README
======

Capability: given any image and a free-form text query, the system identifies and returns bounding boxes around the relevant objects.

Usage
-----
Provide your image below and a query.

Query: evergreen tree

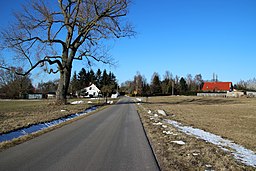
[78,68,88,88]
[179,77,188,94]
[95,69,102,88]
[88,69,95,84]
[101,69,108,87]
[72,68,118,97]
[151,72,162,95]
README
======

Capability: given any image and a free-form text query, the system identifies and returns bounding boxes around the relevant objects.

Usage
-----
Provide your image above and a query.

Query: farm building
[78,84,100,98]
[202,82,233,92]
[28,94,43,99]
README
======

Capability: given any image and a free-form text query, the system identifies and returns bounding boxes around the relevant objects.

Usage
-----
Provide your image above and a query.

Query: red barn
[202,82,233,92]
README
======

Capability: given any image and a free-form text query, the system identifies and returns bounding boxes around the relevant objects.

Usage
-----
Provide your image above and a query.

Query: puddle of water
[165,120,256,168]
[0,106,98,143]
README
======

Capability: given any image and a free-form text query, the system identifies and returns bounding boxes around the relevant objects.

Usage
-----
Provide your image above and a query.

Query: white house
[79,84,100,98]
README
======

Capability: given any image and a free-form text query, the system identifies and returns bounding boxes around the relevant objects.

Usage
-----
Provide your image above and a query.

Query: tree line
[1,66,255,99]
[121,71,256,96]
[120,71,204,96]
[235,78,256,91]
[0,67,118,99]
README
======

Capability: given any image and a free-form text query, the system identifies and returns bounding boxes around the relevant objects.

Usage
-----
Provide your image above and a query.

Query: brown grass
[143,96,256,152]
[0,99,104,134]
[0,105,109,151]
[136,96,256,170]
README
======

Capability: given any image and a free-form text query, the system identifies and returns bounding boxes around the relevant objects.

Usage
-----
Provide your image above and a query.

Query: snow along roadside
[165,119,256,168]
[0,106,98,143]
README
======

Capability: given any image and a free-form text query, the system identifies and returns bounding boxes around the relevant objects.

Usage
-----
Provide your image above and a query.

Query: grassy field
[142,96,256,152]
[0,99,104,134]
[136,96,256,170]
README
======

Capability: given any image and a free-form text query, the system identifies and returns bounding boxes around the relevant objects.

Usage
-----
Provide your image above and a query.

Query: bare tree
[0,68,34,99]
[0,0,134,104]
[133,72,143,95]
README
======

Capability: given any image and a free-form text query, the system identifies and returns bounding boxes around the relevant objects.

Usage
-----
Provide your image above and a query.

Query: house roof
[202,82,232,91]
[83,84,100,92]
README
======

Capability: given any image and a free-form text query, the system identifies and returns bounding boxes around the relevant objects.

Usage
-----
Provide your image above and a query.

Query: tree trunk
[56,68,71,105]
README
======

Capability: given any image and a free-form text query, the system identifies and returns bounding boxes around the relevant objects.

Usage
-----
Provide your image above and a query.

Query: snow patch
[162,125,167,128]
[71,100,84,105]
[157,110,167,116]
[136,98,142,102]
[153,122,163,126]
[192,153,199,156]
[166,119,256,167]
[163,131,174,135]
[172,140,186,145]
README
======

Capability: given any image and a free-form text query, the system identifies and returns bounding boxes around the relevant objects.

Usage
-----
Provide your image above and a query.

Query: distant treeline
[120,71,256,96]
[120,71,204,96]
[1,66,255,99]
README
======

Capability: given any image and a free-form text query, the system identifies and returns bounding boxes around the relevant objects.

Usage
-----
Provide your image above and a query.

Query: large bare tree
[0,0,134,104]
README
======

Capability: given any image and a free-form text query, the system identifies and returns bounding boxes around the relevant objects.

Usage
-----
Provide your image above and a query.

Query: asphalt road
[0,97,160,171]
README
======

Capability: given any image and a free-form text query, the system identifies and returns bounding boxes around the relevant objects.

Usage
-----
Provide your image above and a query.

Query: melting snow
[136,98,142,102]
[163,131,175,135]
[172,140,186,145]
[0,106,98,143]
[162,125,167,128]
[157,110,167,116]
[166,120,256,167]
[153,122,163,126]
[71,100,84,105]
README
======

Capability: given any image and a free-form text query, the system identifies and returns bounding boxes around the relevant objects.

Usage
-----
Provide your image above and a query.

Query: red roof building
[202,82,233,92]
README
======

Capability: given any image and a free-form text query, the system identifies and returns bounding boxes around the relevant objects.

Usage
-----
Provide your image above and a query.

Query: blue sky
[111,0,256,84]
[1,0,256,85]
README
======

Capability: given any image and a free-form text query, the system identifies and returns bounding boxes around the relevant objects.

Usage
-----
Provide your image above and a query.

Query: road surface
[0,97,160,171]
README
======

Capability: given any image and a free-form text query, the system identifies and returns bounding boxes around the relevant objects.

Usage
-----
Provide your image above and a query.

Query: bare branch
[0,0,134,103]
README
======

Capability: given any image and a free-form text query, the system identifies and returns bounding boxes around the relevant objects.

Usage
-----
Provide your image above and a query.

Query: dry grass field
[0,99,103,134]
[136,96,256,170]
[142,96,256,153]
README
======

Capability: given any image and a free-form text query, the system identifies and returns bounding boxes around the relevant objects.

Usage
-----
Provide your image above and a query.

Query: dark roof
[202,82,232,91]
